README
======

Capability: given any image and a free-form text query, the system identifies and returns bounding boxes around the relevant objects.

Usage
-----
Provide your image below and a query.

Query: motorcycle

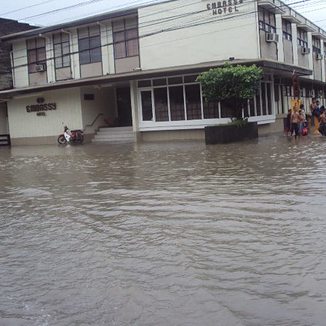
[57,126,84,145]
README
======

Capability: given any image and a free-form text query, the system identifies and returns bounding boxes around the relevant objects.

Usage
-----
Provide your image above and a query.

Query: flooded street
[1,136,326,326]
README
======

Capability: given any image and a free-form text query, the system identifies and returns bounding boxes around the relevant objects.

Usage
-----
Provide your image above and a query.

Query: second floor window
[27,38,46,73]
[258,9,276,33]
[53,33,71,69]
[113,17,139,59]
[282,20,292,41]
[312,37,321,54]
[297,28,308,48]
[78,25,102,65]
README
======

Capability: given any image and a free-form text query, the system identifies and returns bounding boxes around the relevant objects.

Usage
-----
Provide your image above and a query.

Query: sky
[0,0,325,29]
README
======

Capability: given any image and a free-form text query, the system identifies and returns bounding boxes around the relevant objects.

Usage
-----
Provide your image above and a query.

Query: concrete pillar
[100,23,110,75]
[129,80,139,132]
[45,37,55,83]
[321,41,326,82]
[107,24,115,74]
[70,29,80,79]
[275,14,284,62]
[307,32,313,71]
[291,23,298,65]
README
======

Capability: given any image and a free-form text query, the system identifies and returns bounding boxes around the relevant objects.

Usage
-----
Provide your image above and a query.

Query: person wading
[291,108,302,138]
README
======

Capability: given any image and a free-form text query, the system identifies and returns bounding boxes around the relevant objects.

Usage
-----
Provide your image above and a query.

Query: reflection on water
[1,136,326,326]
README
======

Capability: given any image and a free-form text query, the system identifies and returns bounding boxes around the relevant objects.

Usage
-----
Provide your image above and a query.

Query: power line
[2,0,324,73]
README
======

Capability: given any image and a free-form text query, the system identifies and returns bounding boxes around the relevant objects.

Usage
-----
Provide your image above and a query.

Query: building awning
[0,59,313,100]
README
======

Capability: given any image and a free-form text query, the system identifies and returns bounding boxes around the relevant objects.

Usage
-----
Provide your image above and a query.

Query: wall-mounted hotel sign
[26,97,56,113]
[206,0,244,16]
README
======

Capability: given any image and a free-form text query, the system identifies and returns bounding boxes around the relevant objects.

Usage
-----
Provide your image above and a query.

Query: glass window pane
[112,20,125,32]
[114,42,126,59]
[28,49,37,64]
[138,80,151,87]
[62,42,70,55]
[261,85,267,115]
[90,48,101,63]
[37,37,45,48]
[27,38,36,49]
[125,17,137,29]
[90,36,100,51]
[28,49,37,73]
[54,44,62,57]
[126,29,137,40]
[169,86,185,121]
[184,75,198,83]
[114,31,125,42]
[55,57,62,68]
[61,33,69,42]
[249,99,256,117]
[62,55,70,67]
[203,101,219,119]
[53,33,61,44]
[153,79,166,86]
[141,91,153,121]
[154,88,169,121]
[185,84,201,120]
[126,39,139,56]
[220,100,236,118]
[79,38,89,51]
[79,50,90,65]
[89,25,100,36]
[168,77,183,85]
[78,27,89,39]
[38,48,46,61]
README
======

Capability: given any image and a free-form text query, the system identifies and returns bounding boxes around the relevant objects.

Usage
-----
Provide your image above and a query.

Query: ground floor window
[138,75,274,124]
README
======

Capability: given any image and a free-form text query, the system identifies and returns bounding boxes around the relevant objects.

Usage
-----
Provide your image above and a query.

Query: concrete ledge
[10,133,95,146]
[140,129,204,142]
[258,116,284,136]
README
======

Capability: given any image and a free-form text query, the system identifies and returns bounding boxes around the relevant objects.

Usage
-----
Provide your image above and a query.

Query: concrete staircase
[92,126,135,143]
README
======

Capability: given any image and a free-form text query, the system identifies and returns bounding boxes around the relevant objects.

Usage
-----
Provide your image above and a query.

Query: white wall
[7,87,82,138]
[138,0,259,70]
[12,40,29,88]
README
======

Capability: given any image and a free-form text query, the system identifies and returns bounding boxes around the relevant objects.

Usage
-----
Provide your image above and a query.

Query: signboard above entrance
[206,0,244,16]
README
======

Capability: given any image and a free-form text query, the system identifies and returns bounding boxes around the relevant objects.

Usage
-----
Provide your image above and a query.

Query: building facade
[0,0,326,145]
[0,18,36,141]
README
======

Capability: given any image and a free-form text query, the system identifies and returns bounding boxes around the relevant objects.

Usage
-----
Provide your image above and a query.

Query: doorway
[116,87,132,127]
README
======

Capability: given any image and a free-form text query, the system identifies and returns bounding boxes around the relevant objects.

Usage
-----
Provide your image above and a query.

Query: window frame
[112,18,139,59]
[27,37,46,74]
[78,26,102,65]
[282,19,292,41]
[258,8,276,34]
[297,28,308,48]
[53,32,71,69]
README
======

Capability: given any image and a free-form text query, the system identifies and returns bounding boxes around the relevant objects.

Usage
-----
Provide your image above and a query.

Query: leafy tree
[197,64,263,120]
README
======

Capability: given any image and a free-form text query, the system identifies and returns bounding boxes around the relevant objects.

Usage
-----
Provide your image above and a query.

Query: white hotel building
[0,0,326,145]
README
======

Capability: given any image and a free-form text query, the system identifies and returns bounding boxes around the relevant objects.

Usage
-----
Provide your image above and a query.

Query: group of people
[285,98,326,138]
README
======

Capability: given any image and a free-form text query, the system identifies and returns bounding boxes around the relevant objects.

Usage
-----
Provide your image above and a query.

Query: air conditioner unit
[265,33,279,43]
[316,53,323,60]
[301,47,310,55]
[35,64,45,72]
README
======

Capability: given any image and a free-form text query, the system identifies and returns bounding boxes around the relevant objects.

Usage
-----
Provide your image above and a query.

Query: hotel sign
[26,97,56,113]
[206,0,244,15]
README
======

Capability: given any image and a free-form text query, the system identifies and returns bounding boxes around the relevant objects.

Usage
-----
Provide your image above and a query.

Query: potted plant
[197,64,263,144]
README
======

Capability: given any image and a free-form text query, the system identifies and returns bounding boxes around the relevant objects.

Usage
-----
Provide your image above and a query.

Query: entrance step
[92,127,135,143]
[0,134,11,146]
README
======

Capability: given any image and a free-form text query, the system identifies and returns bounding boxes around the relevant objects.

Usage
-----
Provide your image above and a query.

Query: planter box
[205,122,258,144]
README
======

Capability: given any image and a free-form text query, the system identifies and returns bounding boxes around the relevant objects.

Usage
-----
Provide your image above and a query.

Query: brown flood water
[0,135,326,326]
